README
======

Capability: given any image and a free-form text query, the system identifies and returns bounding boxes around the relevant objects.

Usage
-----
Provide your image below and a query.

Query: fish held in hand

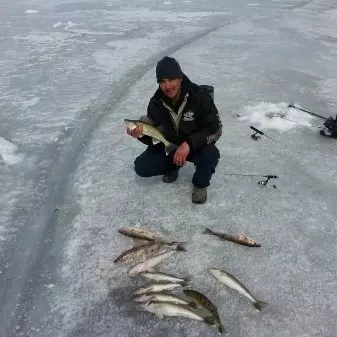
[124,119,178,154]
[203,228,261,247]
[209,268,268,311]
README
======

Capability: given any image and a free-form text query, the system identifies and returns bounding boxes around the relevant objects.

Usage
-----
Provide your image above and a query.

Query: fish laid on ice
[183,289,225,334]
[140,272,191,286]
[134,292,190,305]
[133,282,183,295]
[135,302,215,326]
[132,238,151,247]
[128,250,177,277]
[118,227,164,242]
[118,227,181,245]
[124,119,178,154]
[203,228,261,247]
[209,268,268,311]
[114,241,186,265]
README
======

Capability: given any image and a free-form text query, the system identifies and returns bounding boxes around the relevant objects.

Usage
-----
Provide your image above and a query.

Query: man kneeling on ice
[126,56,222,204]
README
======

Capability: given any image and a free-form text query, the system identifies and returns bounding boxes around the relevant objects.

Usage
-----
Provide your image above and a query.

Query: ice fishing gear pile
[113,226,268,334]
[288,104,337,138]
[285,104,336,137]
[248,104,337,148]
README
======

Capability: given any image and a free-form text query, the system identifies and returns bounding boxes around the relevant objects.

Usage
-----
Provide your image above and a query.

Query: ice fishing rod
[288,104,327,120]
[250,126,282,144]
[275,116,325,129]
[289,103,337,137]
[224,173,278,188]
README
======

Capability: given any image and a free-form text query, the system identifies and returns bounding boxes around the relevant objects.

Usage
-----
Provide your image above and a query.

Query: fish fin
[253,299,269,311]
[152,138,161,145]
[155,313,164,319]
[165,143,178,155]
[113,257,120,264]
[181,280,192,287]
[217,323,226,335]
[133,238,150,247]
[204,316,216,326]
[202,228,213,235]
[187,301,198,309]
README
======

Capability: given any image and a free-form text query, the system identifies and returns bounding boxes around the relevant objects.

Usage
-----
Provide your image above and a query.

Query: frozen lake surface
[0,0,336,336]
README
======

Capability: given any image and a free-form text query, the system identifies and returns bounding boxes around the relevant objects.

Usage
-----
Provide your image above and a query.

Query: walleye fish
[132,238,151,247]
[124,119,178,154]
[209,268,268,311]
[133,282,183,295]
[128,250,177,277]
[135,302,215,326]
[134,292,190,305]
[140,272,191,286]
[183,289,225,334]
[203,228,261,247]
[114,241,186,265]
[118,227,176,244]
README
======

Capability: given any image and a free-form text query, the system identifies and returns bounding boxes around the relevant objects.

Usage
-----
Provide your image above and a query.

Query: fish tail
[187,301,198,308]
[165,143,178,155]
[202,228,213,235]
[113,256,121,264]
[181,280,192,287]
[175,242,187,252]
[217,322,226,335]
[135,304,146,311]
[203,315,216,326]
[253,299,269,311]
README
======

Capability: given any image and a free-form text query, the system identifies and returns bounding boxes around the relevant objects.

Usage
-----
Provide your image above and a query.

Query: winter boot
[192,187,207,204]
[162,169,179,183]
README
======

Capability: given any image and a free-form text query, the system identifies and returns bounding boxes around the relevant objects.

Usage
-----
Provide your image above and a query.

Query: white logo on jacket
[182,111,195,122]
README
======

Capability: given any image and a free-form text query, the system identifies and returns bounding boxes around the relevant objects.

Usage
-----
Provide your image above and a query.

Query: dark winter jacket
[138,75,222,151]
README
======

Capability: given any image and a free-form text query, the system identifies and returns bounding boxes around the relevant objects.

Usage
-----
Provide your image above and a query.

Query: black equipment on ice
[288,104,337,138]
[321,115,337,138]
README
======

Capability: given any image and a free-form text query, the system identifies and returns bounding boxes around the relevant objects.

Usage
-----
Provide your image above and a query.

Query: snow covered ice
[0,0,337,336]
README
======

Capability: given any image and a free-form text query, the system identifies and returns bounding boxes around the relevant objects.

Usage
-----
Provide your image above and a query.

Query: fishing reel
[251,132,261,141]
[250,126,262,140]
[257,175,277,188]
[320,115,337,138]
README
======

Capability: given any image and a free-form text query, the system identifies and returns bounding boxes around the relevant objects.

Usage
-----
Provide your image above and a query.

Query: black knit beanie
[156,56,183,83]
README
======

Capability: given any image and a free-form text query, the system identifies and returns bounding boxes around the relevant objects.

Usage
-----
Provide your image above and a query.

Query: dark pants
[134,143,220,188]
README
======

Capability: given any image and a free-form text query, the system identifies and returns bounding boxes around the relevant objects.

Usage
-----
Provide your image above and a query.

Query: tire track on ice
[0,15,245,336]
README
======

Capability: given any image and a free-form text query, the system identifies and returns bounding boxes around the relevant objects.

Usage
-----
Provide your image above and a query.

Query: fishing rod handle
[250,126,264,135]
[288,104,327,120]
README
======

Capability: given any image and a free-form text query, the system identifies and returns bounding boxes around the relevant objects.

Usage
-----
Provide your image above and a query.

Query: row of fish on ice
[113,227,268,334]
